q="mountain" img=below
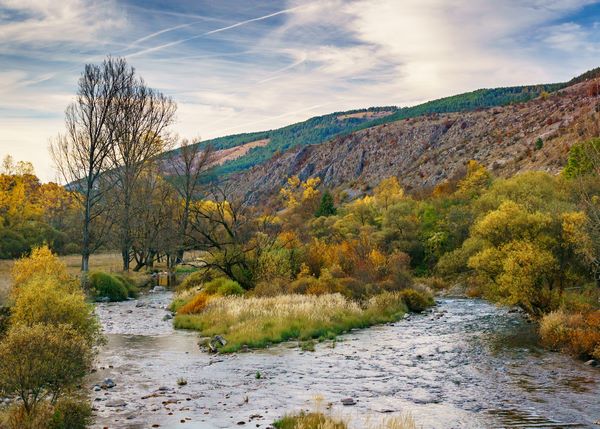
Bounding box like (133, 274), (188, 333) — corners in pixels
(166, 80), (573, 181)
(225, 70), (600, 203)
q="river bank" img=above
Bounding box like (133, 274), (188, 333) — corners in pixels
(89, 291), (600, 428)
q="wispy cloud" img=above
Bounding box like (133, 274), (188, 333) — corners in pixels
(126, 5), (304, 59)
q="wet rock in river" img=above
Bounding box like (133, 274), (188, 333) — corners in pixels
(105, 399), (127, 407)
(101, 378), (116, 389)
(584, 359), (598, 367)
(341, 397), (356, 406)
(162, 314), (173, 321)
(153, 286), (165, 292)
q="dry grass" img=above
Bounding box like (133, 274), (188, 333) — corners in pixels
(274, 411), (417, 429)
(174, 292), (415, 352)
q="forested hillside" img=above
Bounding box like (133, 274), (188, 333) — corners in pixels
(230, 74), (600, 203)
(166, 79), (577, 180)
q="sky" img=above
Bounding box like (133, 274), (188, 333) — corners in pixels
(1, 0), (600, 181)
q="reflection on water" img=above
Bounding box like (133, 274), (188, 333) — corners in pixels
(89, 295), (600, 429)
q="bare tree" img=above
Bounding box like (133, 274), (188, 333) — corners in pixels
(167, 138), (215, 263)
(186, 185), (279, 289)
(50, 57), (132, 272)
(109, 73), (177, 270)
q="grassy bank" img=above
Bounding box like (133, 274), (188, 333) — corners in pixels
(274, 411), (417, 429)
(173, 290), (433, 352)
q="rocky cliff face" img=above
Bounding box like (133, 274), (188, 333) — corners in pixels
(230, 79), (600, 203)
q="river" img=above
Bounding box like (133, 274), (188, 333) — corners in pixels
(90, 292), (599, 429)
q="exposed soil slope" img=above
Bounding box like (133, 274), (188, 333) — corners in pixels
(230, 78), (600, 202)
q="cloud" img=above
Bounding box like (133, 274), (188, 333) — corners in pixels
(0, 0), (125, 48)
(1, 0), (600, 181)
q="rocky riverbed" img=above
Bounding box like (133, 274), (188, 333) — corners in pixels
(90, 292), (600, 429)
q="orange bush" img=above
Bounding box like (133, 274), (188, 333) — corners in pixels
(540, 310), (600, 359)
(177, 292), (211, 315)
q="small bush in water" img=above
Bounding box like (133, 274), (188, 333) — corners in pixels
(397, 289), (434, 312)
(114, 274), (139, 298)
(89, 271), (129, 302)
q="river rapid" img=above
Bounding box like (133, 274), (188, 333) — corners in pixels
(90, 292), (599, 429)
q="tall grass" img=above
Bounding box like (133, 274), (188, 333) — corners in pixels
(274, 411), (418, 429)
(174, 291), (429, 352)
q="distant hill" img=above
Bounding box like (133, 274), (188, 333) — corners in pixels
(227, 70), (600, 203)
(166, 80), (571, 180)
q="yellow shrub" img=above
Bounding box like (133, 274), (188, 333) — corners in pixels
(11, 276), (101, 347)
(539, 311), (570, 350)
(11, 245), (73, 294)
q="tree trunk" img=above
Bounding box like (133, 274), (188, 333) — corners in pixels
(122, 248), (130, 271)
(81, 192), (91, 272)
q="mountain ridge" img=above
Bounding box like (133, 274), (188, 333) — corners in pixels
(226, 71), (600, 203)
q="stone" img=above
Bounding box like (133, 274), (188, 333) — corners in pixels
(101, 378), (116, 389)
(153, 286), (165, 293)
(341, 397), (356, 406)
(163, 314), (173, 321)
(584, 359), (598, 367)
(98, 296), (110, 303)
(105, 399), (126, 407)
(93, 385), (101, 392)
(214, 335), (227, 346)
(136, 302), (145, 308)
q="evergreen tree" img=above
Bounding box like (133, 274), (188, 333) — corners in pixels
(315, 191), (337, 217)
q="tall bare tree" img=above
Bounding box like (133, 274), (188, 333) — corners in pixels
(167, 138), (214, 263)
(51, 57), (132, 272)
(109, 74), (177, 270)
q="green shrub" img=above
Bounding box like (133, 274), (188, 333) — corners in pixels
(535, 137), (543, 150)
(89, 271), (128, 302)
(203, 277), (244, 296)
(62, 242), (81, 255)
(49, 396), (92, 429)
(114, 274), (139, 298)
(398, 289), (434, 312)
(178, 269), (218, 291)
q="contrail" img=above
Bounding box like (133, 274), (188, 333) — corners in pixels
(130, 21), (206, 45)
(257, 53), (307, 84)
(126, 6), (303, 59)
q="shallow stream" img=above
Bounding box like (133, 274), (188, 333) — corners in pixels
(90, 292), (599, 429)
